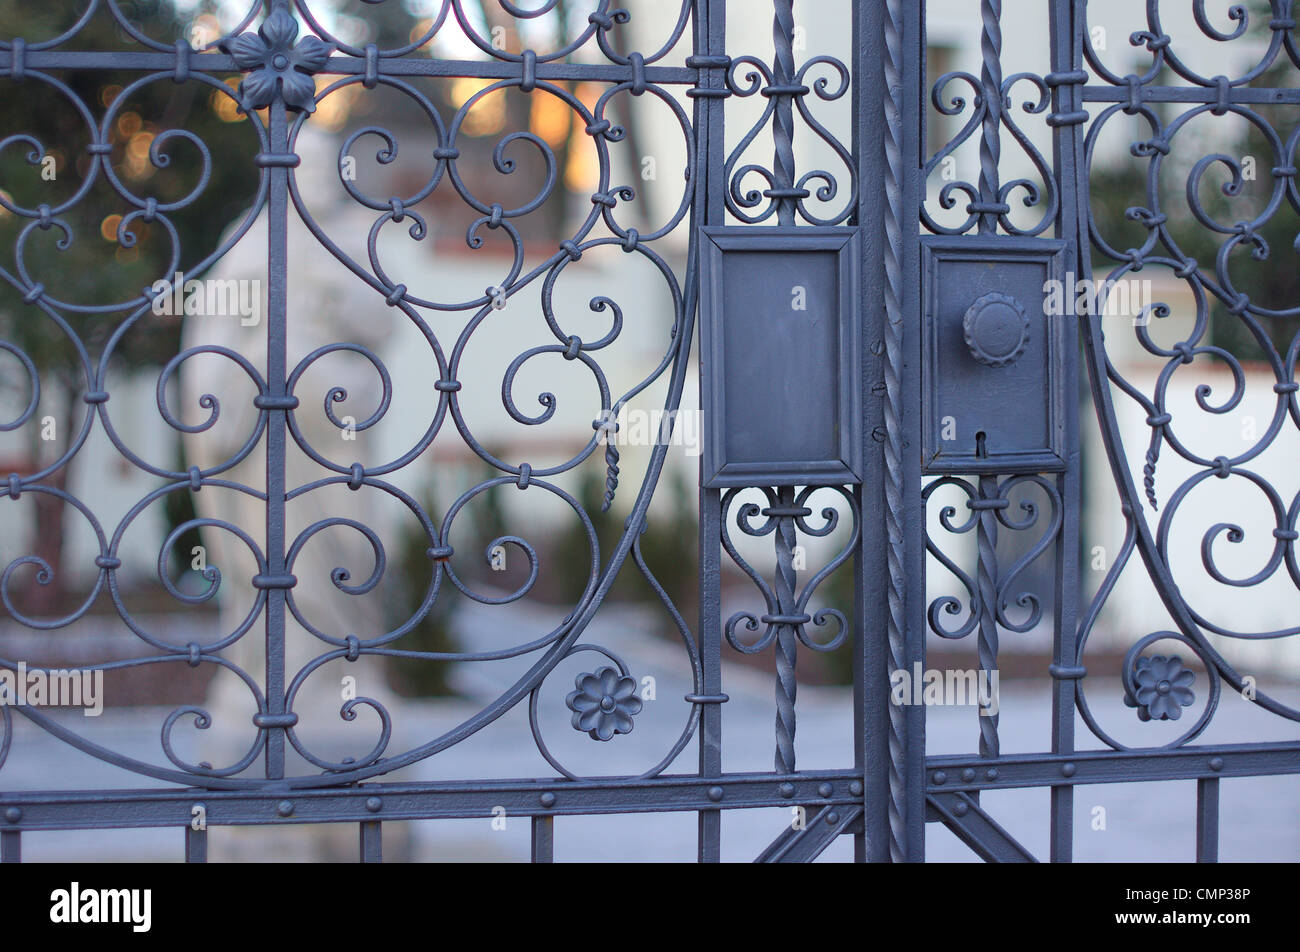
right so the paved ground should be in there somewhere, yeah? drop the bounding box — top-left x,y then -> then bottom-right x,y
3,602 -> 1297,862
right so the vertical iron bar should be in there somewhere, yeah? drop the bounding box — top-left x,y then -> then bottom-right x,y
360,820 -> 382,863
531,816 -> 554,863
882,0 -> 925,863
1048,0 -> 1086,864
900,0 -> 927,863
855,0 -> 891,864
773,487 -> 798,774
695,0 -> 726,864
977,0 -> 1003,235
697,485 -> 723,862
1049,468 -> 1081,863
263,90 -> 290,782
1196,779 -> 1220,863
772,0 -> 798,227
185,826 -> 208,863
881,0 -> 908,864
0,830 -> 18,863
975,471 -> 1000,760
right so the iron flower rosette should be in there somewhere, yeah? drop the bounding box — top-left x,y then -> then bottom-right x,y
565,667 -> 642,741
226,9 -> 332,114
1123,654 -> 1195,722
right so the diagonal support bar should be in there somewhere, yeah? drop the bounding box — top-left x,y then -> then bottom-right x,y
927,792 -> 1037,863
755,804 -> 863,863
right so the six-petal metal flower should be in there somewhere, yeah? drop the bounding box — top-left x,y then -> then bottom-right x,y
565,666 -> 642,741
1124,654 -> 1196,721
225,9 -> 332,114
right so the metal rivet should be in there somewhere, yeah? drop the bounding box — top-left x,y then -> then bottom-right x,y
961,768 -> 975,783
1209,757 -> 1224,772
954,801 -> 969,817
818,783 -> 833,798
848,780 -> 863,796
365,797 -> 382,813
985,767 -> 998,781
825,811 -> 839,825
707,786 -> 724,802
933,770 -> 947,785
4,807 -> 20,824
1061,762 -> 1076,778
277,800 -> 294,817
778,782 -> 795,799
540,792 -> 557,808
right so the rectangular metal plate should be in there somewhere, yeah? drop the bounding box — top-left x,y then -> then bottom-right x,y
922,236 -> 1069,474
699,226 -> 861,488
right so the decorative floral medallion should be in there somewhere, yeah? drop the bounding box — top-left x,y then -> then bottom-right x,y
565,667 -> 642,741
1124,654 -> 1195,722
225,9 -> 332,114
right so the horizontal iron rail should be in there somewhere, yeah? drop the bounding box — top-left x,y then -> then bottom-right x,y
0,769 -> 862,831
1082,86 -> 1300,105
0,51 -> 696,84
925,741 -> 1300,795
3,741 -> 1295,833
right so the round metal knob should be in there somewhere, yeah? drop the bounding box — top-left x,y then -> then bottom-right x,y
963,292 -> 1029,368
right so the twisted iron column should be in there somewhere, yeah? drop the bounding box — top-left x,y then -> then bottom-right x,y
973,468 -> 1002,759
770,486 -> 801,774
765,0 -> 804,774
977,0 -> 1003,235
882,0 -> 909,863
772,0 -> 798,226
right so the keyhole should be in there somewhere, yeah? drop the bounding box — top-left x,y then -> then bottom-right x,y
975,430 -> 989,459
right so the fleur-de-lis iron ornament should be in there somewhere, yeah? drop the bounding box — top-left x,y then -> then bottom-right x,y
224,9 -> 333,114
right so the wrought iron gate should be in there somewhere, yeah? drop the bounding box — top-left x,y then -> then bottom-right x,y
0,0 -> 1298,862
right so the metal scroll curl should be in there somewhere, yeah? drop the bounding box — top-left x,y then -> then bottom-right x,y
0,2 -> 704,789
1075,3 -> 1300,740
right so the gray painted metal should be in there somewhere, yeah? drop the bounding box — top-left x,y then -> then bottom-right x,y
921,237 -> 1070,474
700,227 -> 862,489
0,0 -> 1296,863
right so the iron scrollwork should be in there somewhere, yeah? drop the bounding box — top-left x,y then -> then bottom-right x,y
1074,0 -> 1300,743
0,0 -> 709,793
721,486 -> 858,775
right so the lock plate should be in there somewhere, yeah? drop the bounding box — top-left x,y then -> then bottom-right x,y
922,236 -> 1070,474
